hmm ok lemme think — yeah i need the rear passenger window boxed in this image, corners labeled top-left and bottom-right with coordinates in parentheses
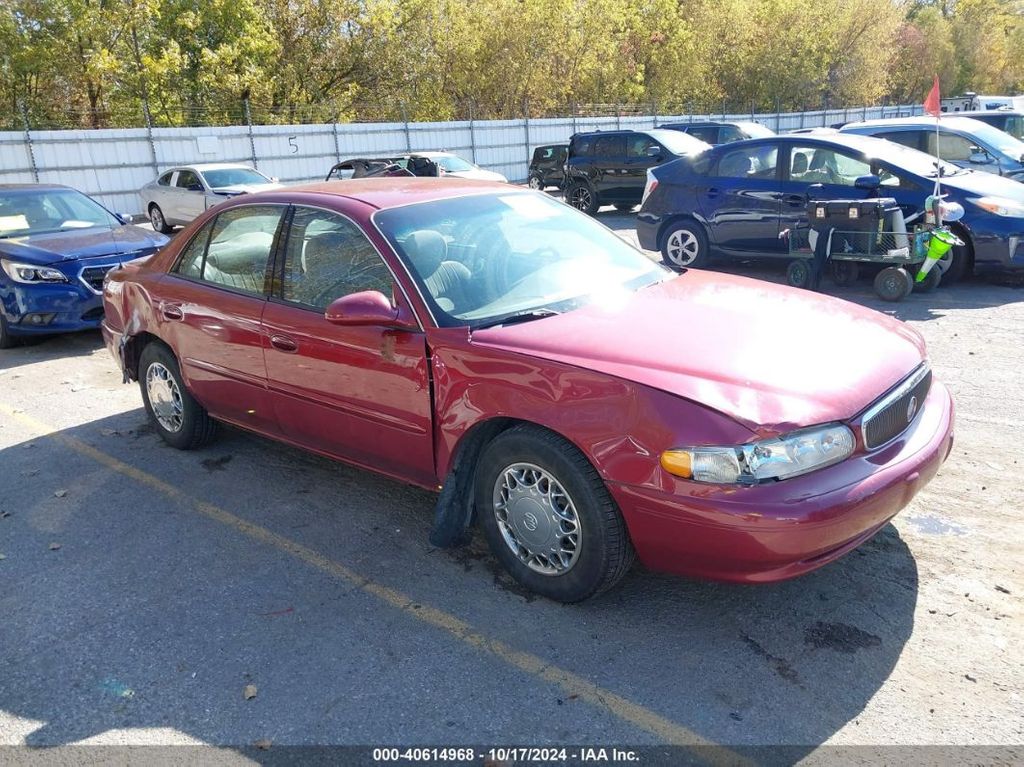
top-left (716, 145), bottom-right (778, 178)
top-left (172, 205), bottom-right (283, 296)
top-left (876, 131), bottom-right (923, 151)
top-left (280, 207), bottom-right (393, 311)
top-left (595, 135), bottom-right (624, 158)
top-left (686, 126), bottom-right (718, 144)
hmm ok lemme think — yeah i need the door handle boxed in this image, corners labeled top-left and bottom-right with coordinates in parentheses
top-left (784, 194), bottom-right (806, 206)
top-left (270, 334), bottom-right (298, 353)
top-left (706, 187), bottom-right (721, 198)
top-left (160, 303), bottom-right (184, 321)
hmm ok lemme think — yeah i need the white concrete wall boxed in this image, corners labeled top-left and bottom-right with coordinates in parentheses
top-left (0, 105), bottom-right (924, 215)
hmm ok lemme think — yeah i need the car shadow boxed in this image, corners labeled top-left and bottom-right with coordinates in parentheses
top-left (0, 331), bottom-right (107, 373)
top-left (0, 410), bottom-right (919, 756)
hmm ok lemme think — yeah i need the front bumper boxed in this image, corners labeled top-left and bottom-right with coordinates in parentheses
top-left (610, 381), bottom-right (954, 583)
top-left (1, 280), bottom-right (105, 335)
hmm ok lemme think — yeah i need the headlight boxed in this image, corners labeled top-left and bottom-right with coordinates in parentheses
top-left (660, 424), bottom-right (855, 484)
top-left (969, 196), bottom-right (1024, 217)
top-left (1, 259), bottom-right (69, 284)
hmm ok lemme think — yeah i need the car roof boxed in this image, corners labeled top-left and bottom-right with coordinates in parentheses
top-left (961, 109), bottom-right (1023, 117)
top-left (843, 115), bottom-right (992, 132)
top-left (166, 163), bottom-right (260, 172)
top-left (254, 177), bottom-right (520, 210)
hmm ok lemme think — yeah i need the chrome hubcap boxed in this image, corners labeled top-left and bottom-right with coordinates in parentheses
top-left (570, 187), bottom-right (592, 210)
top-left (493, 462), bottom-right (581, 576)
top-left (528, 176), bottom-right (542, 189)
top-left (146, 362), bottom-right (184, 432)
top-left (666, 229), bottom-right (699, 266)
top-left (151, 208), bottom-right (163, 229)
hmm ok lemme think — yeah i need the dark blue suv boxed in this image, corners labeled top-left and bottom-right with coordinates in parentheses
top-left (637, 132), bottom-right (1024, 282)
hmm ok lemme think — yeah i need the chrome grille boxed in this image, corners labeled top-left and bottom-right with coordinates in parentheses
top-left (80, 264), bottom-right (117, 293)
top-left (862, 364), bottom-right (932, 449)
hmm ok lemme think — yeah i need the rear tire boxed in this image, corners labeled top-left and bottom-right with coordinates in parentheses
top-left (527, 174), bottom-right (544, 190)
top-left (148, 204), bottom-right (173, 234)
top-left (475, 425), bottom-right (635, 602)
top-left (660, 220), bottom-right (709, 269)
top-left (138, 342), bottom-right (217, 450)
top-left (566, 182), bottom-right (600, 216)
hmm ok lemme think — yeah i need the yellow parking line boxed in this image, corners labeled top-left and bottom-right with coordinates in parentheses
top-left (1, 403), bottom-right (746, 763)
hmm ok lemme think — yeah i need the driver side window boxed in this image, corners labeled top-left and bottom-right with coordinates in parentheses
top-left (788, 145), bottom-right (870, 186)
top-left (279, 208), bottom-right (393, 311)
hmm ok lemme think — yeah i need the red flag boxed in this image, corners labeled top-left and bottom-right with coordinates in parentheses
top-left (924, 75), bottom-right (941, 117)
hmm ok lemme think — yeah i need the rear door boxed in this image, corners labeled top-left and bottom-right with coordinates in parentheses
top-left (157, 204), bottom-right (286, 434)
top-left (592, 134), bottom-right (629, 199)
top-left (261, 204), bottom-right (435, 485)
top-left (700, 141), bottom-right (784, 254)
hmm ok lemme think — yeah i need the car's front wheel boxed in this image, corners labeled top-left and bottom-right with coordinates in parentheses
top-left (939, 231), bottom-right (972, 283)
top-left (139, 342), bottom-right (217, 450)
top-left (475, 425), bottom-right (635, 602)
top-left (566, 182), bottom-right (600, 216)
top-left (527, 174), bottom-right (544, 190)
top-left (0, 314), bottom-right (16, 349)
top-left (148, 204), bottom-right (173, 234)
top-left (660, 219), bottom-right (709, 269)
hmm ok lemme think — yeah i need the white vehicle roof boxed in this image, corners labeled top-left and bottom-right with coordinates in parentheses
top-left (842, 115), bottom-right (993, 132)
top-left (167, 163), bottom-right (263, 172)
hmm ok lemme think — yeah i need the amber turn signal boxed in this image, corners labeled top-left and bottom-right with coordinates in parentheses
top-left (660, 450), bottom-right (693, 479)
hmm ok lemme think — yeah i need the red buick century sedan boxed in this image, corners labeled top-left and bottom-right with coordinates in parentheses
top-left (102, 179), bottom-right (954, 602)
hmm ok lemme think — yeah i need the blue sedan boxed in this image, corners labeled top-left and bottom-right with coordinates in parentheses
top-left (636, 133), bottom-right (1024, 282)
top-left (0, 184), bottom-right (169, 347)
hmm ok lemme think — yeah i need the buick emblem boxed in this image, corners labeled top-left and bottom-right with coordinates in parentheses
top-left (906, 395), bottom-right (918, 423)
top-left (523, 512), bottom-right (539, 532)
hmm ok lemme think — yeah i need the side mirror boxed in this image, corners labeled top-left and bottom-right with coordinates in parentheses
top-left (115, 213), bottom-right (133, 225)
top-left (646, 145), bottom-right (663, 161)
top-left (854, 174), bottom-right (881, 190)
top-left (325, 290), bottom-right (416, 329)
top-left (968, 150), bottom-right (991, 164)
top-left (189, 184), bottom-right (204, 192)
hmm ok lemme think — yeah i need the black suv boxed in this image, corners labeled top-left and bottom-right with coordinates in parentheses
top-left (527, 144), bottom-right (568, 190)
top-left (564, 129), bottom-right (709, 215)
top-left (660, 120), bottom-right (775, 146)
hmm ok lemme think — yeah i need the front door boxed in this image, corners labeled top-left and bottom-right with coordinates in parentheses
top-left (157, 203), bottom-right (286, 434)
top-left (261, 205), bottom-right (435, 486)
top-left (778, 143), bottom-right (879, 236)
top-left (172, 169), bottom-right (207, 222)
top-left (701, 142), bottom-right (784, 254)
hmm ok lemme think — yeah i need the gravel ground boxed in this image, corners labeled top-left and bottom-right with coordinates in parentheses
top-left (0, 209), bottom-right (1020, 759)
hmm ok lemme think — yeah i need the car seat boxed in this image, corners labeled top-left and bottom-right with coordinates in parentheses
top-left (403, 230), bottom-right (471, 313)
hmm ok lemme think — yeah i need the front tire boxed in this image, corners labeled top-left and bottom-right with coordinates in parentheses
top-left (527, 174), bottom-right (544, 190)
top-left (0, 314), bottom-right (16, 349)
top-left (149, 204), bottom-right (173, 234)
top-left (475, 425), bottom-right (635, 602)
top-left (138, 342), bottom-right (217, 450)
top-left (940, 233), bottom-right (972, 283)
top-left (660, 220), bottom-right (709, 269)
top-left (566, 182), bottom-right (600, 216)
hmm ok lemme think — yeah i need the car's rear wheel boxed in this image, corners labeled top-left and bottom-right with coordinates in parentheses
top-left (148, 204), bottom-right (173, 234)
top-left (566, 182), bottom-right (600, 216)
top-left (660, 220), bottom-right (709, 269)
top-left (139, 342), bottom-right (217, 450)
top-left (527, 174), bottom-right (543, 190)
top-left (475, 425), bottom-right (635, 602)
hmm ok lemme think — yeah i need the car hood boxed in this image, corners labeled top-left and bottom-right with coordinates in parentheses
top-left (470, 272), bottom-right (926, 436)
top-left (941, 169), bottom-right (1024, 199)
top-left (0, 225), bottom-right (168, 266)
top-left (209, 182), bottom-right (284, 195)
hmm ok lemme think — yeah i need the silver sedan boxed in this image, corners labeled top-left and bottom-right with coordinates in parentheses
top-left (139, 164), bottom-right (282, 232)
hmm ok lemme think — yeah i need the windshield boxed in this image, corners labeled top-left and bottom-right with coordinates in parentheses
top-left (647, 129), bottom-right (711, 156)
top-left (202, 167), bottom-right (271, 187)
top-left (962, 120), bottom-right (1024, 158)
top-left (374, 192), bottom-right (670, 328)
top-left (741, 123), bottom-right (776, 139)
top-left (0, 189), bottom-right (118, 238)
top-left (433, 155), bottom-right (475, 173)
